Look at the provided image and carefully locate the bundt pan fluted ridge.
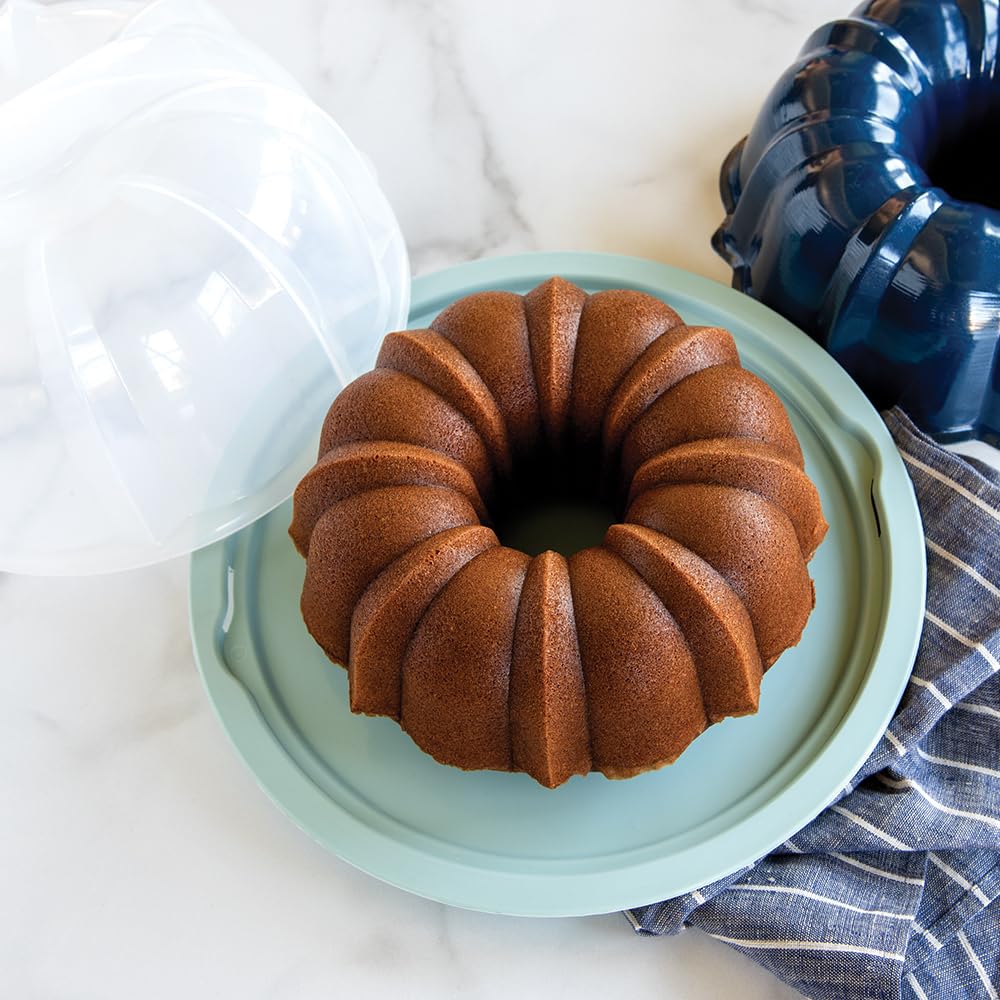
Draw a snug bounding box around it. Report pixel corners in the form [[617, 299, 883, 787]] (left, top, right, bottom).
[[714, 0, 1000, 442], [290, 278, 827, 787]]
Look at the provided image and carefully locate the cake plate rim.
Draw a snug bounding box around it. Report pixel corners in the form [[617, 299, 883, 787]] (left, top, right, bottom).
[[188, 250, 926, 917]]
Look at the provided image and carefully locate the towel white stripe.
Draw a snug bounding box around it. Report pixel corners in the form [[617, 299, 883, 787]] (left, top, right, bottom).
[[916, 746, 1000, 779], [909, 675, 952, 708], [732, 883, 913, 919], [624, 909, 642, 931], [906, 972, 930, 1000], [911, 920, 942, 950], [956, 700, 1000, 720], [958, 930, 999, 999], [707, 933, 905, 961], [928, 853, 992, 907], [878, 775, 1000, 831], [831, 805, 912, 850], [925, 611, 1000, 673], [691, 890, 706, 904], [884, 728, 907, 756], [926, 538, 1000, 599], [783, 838, 803, 854], [899, 449, 1000, 523], [831, 853, 924, 886]]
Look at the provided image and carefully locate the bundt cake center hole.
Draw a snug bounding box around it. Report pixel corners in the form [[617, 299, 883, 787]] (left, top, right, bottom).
[[924, 103, 1000, 210], [492, 481, 617, 558]]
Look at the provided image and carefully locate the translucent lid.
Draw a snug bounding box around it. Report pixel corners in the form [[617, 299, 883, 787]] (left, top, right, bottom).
[[0, 0, 410, 574]]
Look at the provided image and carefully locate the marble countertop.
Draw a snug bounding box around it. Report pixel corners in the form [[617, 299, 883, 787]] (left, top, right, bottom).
[[4, 2, 855, 997]]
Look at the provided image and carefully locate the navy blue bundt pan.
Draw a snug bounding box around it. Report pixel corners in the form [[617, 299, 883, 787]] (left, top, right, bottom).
[[714, 0, 1000, 442]]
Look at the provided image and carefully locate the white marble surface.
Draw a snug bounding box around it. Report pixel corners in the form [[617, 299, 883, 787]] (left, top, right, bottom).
[[2, 2, 855, 997]]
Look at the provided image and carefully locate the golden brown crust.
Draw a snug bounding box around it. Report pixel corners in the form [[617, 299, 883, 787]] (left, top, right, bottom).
[[570, 290, 682, 454], [524, 277, 587, 449], [350, 525, 498, 719], [602, 326, 739, 464], [289, 441, 488, 556], [629, 438, 828, 559], [568, 545, 707, 778], [509, 551, 591, 787], [627, 484, 813, 667], [401, 547, 530, 772], [301, 485, 480, 665], [605, 524, 762, 723], [377, 329, 513, 477], [620, 365, 805, 483], [318, 368, 495, 497], [430, 291, 539, 460]]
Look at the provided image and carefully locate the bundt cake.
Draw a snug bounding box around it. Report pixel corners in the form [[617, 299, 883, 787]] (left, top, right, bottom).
[[713, 0, 1000, 441], [290, 278, 827, 787]]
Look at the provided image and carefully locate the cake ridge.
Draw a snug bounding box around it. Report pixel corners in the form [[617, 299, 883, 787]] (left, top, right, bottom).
[[400, 545, 530, 772], [604, 523, 763, 724], [523, 277, 588, 450], [565, 554, 598, 781], [289, 440, 489, 556], [626, 482, 812, 668], [318, 367, 497, 497], [568, 544, 707, 778], [509, 549, 591, 787], [569, 289, 683, 456], [620, 363, 805, 483], [627, 437, 828, 559], [301, 483, 481, 664], [350, 524, 499, 720], [430, 290, 540, 460], [601, 324, 741, 465], [376, 328, 514, 478]]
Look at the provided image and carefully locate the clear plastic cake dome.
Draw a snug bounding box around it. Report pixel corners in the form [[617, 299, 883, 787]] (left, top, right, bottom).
[[0, 0, 410, 575]]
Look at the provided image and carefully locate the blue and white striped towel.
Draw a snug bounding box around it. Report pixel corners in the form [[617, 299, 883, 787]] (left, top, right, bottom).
[[627, 408, 1000, 1000]]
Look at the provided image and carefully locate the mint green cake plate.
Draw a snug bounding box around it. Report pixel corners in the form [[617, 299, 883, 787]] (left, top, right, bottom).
[[189, 252, 926, 917]]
